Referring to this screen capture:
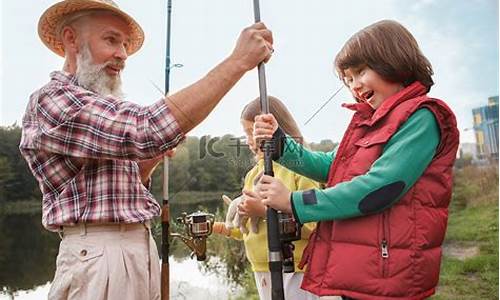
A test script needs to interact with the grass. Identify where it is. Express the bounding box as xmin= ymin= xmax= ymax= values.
xmin=434 ymin=205 xmax=498 ymax=299
xmin=431 ymin=165 xmax=499 ymax=299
